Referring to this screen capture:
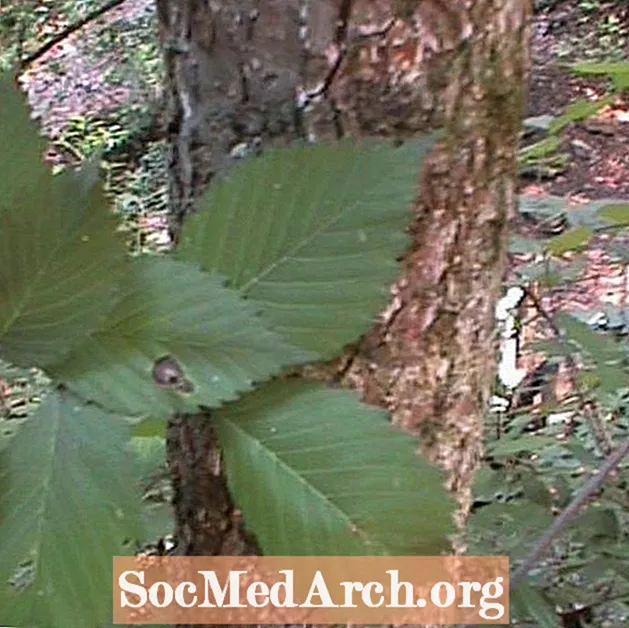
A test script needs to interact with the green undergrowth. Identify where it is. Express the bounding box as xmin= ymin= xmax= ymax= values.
xmin=475 ymin=191 xmax=629 ymax=625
